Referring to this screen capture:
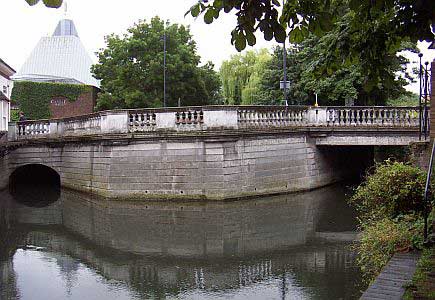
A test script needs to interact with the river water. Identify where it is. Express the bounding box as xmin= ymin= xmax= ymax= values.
xmin=0 ymin=184 xmax=364 ymax=299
